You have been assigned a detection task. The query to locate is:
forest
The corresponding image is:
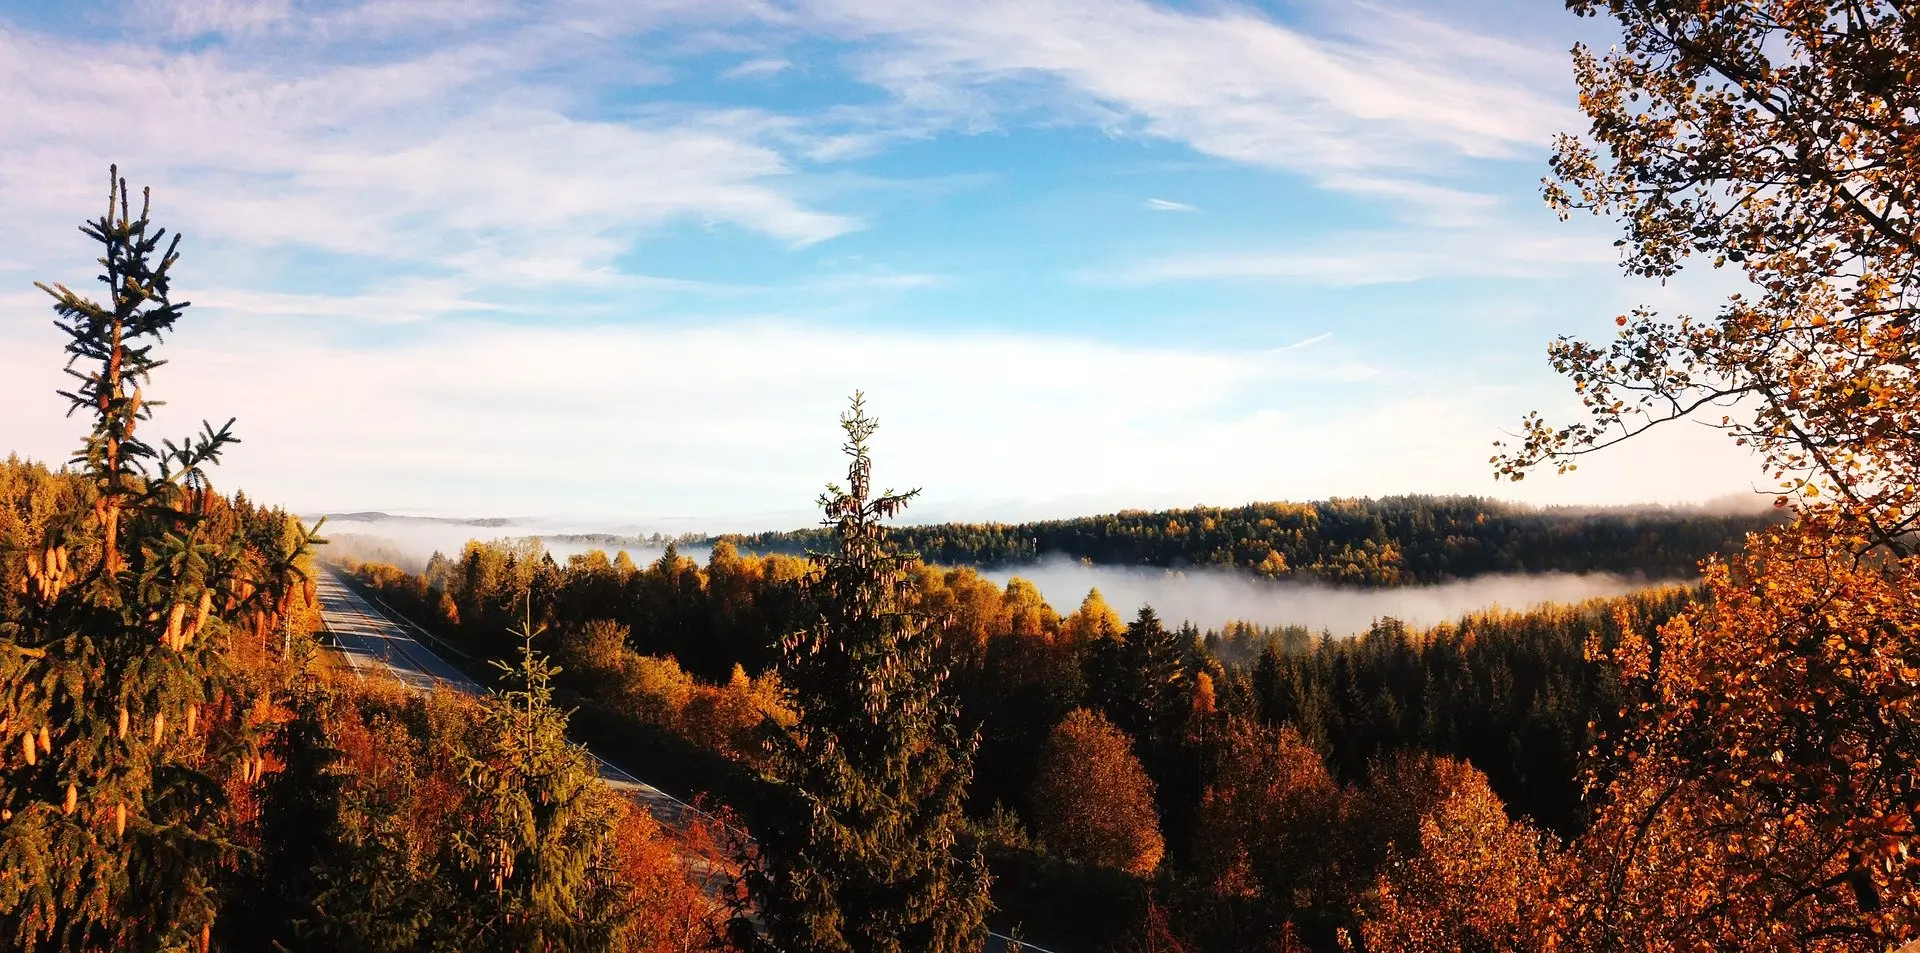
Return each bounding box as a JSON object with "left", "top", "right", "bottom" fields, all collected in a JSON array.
[
  {"left": 5, "top": 3, "right": 1920, "bottom": 953},
  {"left": 340, "top": 532, "right": 1699, "bottom": 948},
  {"left": 716, "top": 497, "right": 1777, "bottom": 585}
]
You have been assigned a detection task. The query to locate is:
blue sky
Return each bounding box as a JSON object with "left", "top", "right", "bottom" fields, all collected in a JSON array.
[{"left": 0, "top": 0, "right": 1766, "bottom": 530}]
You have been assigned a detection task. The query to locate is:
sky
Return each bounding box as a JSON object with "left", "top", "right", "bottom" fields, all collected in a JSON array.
[{"left": 0, "top": 0, "right": 1771, "bottom": 532}]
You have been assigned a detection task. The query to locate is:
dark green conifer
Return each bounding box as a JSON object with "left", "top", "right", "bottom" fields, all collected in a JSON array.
[
  {"left": 736, "top": 392, "right": 990, "bottom": 953},
  {"left": 1085, "top": 605, "right": 1190, "bottom": 744},
  {"left": 247, "top": 665, "right": 349, "bottom": 951},
  {"left": 0, "top": 167, "right": 312, "bottom": 951}
]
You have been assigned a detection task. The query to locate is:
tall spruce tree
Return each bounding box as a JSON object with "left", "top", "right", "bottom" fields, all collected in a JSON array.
[
  {"left": 1085, "top": 606, "right": 1189, "bottom": 744},
  {"left": 736, "top": 393, "right": 990, "bottom": 953},
  {"left": 0, "top": 167, "right": 312, "bottom": 951}
]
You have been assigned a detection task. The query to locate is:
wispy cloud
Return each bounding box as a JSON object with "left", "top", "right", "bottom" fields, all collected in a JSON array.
[
  {"left": 1145, "top": 198, "right": 1197, "bottom": 212},
  {"left": 1097, "top": 231, "right": 1614, "bottom": 287},
  {"left": 0, "top": 14, "right": 857, "bottom": 293},
  {"left": 805, "top": 271, "right": 949, "bottom": 291},
  {"left": 796, "top": 0, "right": 1575, "bottom": 221},
  {"left": 0, "top": 0, "right": 1574, "bottom": 293},
  {"left": 141, "top": 0, "right": 291, "bottom": 37},
  {"left": 1271, "top": 331, "right": 1333, "bottom": 352},
  {"left": 1316, "top": 175, "right": 1505, "bottom": 227},
  {"left": 722, "top": 57, "right": 792, "bottom": 79},
  {"left": 189, "top": 281, "right": 510, "bottom": 325}
]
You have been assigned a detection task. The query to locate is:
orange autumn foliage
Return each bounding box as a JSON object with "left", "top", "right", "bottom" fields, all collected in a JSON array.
[
  {"left": 1543, "top": 523, "right": 1920, "bottom": 952},
  {"left": 1495, "top": 5, "right": 1920, "bottom": 948},
  {"left": 1030, "top": 708, "right": 1164, "bottom": 876},
  {"left": 608, "top": 798, "right": 738, "bottom": 953},
  {"left": 1359, "top": 760, "right": 1548, "bottom": 953},
  {"left": 1194, "top": 720, "right": 1343, "bottom": 912}
]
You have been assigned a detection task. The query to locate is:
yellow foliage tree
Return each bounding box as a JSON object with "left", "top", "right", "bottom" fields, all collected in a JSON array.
[{"left": 1061, "top": 588, "right": 1125, "bottom": 647}]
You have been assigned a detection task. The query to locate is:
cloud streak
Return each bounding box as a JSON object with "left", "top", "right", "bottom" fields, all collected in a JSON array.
[
  {"left": 0, "top": 14, "right": 856, "bottom": 294},
  {"left": 796, "top": 0, "right": 1575, "bottom": 218},
  {"left": 1099, "top": 230, "right": 1616, "bottom": 287},
  {"left": 723, "top": 57, "right": 793, "bottom": 79}
]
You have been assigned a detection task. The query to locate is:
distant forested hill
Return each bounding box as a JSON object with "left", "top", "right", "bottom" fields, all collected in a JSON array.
[{"left": 717, "top": 495, "right": 1779, "bottom": 585}]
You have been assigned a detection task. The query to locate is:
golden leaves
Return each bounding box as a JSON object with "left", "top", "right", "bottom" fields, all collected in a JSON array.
[
  {"left": 1360, "top": 762, "right": 1548, "bottom": 953},
  {"left": 1549, "top": 522, "right": 1920, "bottom": 950}
]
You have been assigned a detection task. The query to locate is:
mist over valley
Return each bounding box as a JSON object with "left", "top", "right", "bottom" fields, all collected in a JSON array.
[
  {"left": 981, "top": 557, "right": 1674, "bottom": 635},
  {"left": 313, "top": 499, "right": 1722, "bottom": 635}
]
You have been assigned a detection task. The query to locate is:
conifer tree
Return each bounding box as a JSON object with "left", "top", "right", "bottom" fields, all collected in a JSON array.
[
  {"left": 0, "top": 167, "right": 312, "bottom": 951},
  {"left": 1085, "top": 606, "right": 1189, "bottom": 744},
  {"left": 454, "top": 595, "right": 624, "bottom": 952},
  {"left": 736, "top": 392, "right": 990, "bottom": 953}
]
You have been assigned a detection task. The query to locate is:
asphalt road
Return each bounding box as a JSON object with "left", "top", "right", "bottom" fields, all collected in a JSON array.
[
  {"left": 314, "top": 564, "right": 1055, "bottom": 953},
  {"left": 317, "top": 566, "right": 701, "bottom": 826}
]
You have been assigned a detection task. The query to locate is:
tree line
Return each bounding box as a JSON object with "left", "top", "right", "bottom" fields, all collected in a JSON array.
[
  {"left": 344, "top": 522, "right": 1702, "bottom": 948},
  {"left": 715, "top": 496, "right": 1776, "bottom": 585}
]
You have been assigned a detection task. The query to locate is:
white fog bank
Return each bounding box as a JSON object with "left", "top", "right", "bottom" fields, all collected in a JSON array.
[
  {"left": 984, "top": 556, "right": 1684, "bottom": 635},
  {"left": 314, "top": 516, "right": 1684, "bottom": 636},
  {"left": 310, "top": 513, "right": 692, "bottom": 573}
]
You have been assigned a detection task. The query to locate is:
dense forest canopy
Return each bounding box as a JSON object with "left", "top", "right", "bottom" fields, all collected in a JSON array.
[
  {"left": 717, "top": 495, "right": 1777, "bottom": 585},
  {"left": 339, "top": 529, "right": 1696, "bottom": 950}
]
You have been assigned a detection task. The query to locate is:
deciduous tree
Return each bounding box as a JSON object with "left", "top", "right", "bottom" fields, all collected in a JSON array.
[
  {"left": 1493, "top": 5, "right": 1920, "bottom": 948},
  {"left": 1193, "top": 721, "right": 1344, "bottom": 917},
  {"left": 1500, "top": 0, "right": 1920, "bottom": 550},
  {"left": 1359, "top": 760, "right": 1546, "bottom": 953},
  {"left": 1029, "top": 708, "right": 1164, "bottom": 876},
  {"left": 1544, "top": 524, "right": 1919, "bottom": 952}
]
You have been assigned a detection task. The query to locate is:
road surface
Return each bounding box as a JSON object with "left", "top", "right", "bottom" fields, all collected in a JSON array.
[
  {"left": 315, "top": 564, "right": 1056, "bottom": 953},
  {"left": 317, "top": 567, "right": 707, "bottom": 826}
]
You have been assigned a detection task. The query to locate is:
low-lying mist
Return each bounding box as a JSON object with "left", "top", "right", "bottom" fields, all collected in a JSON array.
[
  {"left": 983, "top": 556, "right": 1683, "bottom": 635},
  {"left": 314, "top": 517, "right": 1685, "bottom": 637},
  {"left": 310, "top": 514, "right": 689, "bottom": 574}
]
